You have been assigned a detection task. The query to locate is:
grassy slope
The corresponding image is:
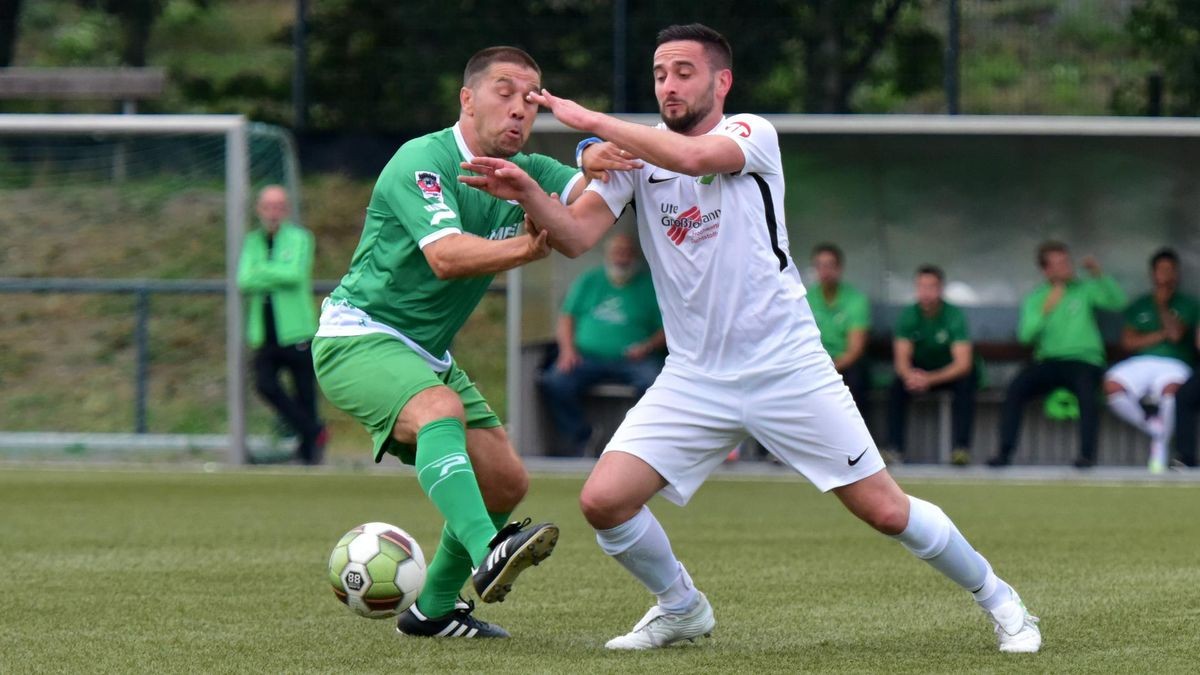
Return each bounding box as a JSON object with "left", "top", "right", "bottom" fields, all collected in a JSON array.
[{"left": 0, "top": 467, "right": 1197, "bottom": 673}]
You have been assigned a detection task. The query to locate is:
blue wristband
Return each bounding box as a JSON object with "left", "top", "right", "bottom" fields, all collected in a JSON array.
[{"left": 575, "top": 137, "right": 603, "bottom": 168}]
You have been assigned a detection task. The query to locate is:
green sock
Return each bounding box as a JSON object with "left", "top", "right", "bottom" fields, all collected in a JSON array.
[
  {"left": 415, "top": 418, "right": 495, "bottom": 567},
  {"left": 416, "top": 510, "right": 512, "bottom": 618}
]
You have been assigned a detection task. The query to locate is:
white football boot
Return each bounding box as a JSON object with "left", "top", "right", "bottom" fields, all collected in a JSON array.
[
  {"left": 605, "top": 592, "right": 715, "bottom": 650},
  {"left": 988, "top": 592, "right": 1041, "bottom": 653}
]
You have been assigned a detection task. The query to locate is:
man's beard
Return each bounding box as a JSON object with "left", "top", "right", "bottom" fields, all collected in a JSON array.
[{"left": 660, "top": 81, "right": 716, "bottom": 133}]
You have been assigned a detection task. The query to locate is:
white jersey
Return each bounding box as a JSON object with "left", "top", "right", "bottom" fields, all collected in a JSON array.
[{"left": 587, "top": 114, "right": 822, "bottom": 376}]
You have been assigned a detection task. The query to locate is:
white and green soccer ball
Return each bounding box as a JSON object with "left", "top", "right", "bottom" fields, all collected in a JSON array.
[{"left": 328, "top": 522, "right": 427, "bottom": 618}]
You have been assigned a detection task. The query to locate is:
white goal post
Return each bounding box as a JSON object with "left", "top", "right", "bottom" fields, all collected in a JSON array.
[{"left": 0, "top": 114, "right": 253, "bottom": 464}]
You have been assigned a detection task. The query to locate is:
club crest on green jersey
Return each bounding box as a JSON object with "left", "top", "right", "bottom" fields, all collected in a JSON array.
[{"left": 415, "top": 171, "right": 443, "bottom": 201}]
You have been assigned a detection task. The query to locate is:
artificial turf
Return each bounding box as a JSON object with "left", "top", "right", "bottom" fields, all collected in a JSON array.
[{"left": 1, "top": 466, "right": 1196, "bottom": 673}]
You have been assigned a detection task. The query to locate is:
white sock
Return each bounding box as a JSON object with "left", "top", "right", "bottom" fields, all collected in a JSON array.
[
  {"left": 892, "top": 496, "right": 1013, "bottom": 610},
  {"left": 595, "top": 506, "right": 699, "bottom": 614},
  {"left": 1158, "top": 395, "right": 1176, "bottom": 440},
  {"left": 1108, "top": 392, "right": 1150, "bottom": 434}
]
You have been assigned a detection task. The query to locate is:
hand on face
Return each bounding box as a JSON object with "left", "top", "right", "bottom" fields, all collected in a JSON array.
[{"left": 526, "top": 88, "right": 599, "bottom": 132}]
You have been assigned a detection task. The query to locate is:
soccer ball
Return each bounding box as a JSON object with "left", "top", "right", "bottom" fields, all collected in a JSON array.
[{"left": 327, "top": 522, "right": 427, "bottom": 618}]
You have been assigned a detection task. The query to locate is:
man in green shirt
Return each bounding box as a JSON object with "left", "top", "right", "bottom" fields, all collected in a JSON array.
[
  {"left": 887, "top": 265, "right": 976, "bottom": 465},
  {"left": 990, "top": 241, "right": 1127, "bottom": 468},
  {"left": 540, "top": 233, "right": 666, "bottom": 456},
  {"left": 311, "top": 46, "right": 631, "bottom": 639},
  {"left": 236, "top": 185, "right": 324, "bottom": 464},
  {"left": 808, "top": 243, "right": 872, "bottom": 419},
  {"left": 1103, "top": 248, "right": 1198, "bottom": 473}
]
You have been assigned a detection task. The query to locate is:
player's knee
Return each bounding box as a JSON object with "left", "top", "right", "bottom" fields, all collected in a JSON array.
[
  {"left": 1163, "top": 382, "right": 1182, "bottom": 397},
  {"left": 862, "top": 500, "right": 909, "bottom": 536},
  {"left": 1103, "top": 379, "right": 1126, "bottom": 396},
  {"left": 579, "top": 484, "right": 629, "bottom": 530}
]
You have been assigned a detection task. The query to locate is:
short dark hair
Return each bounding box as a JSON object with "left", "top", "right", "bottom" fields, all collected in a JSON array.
[
  {"left": 916, "top": 264, "right": 945, "bottom": 283},
  {"left": 655, "top": 23, "right": 732, "bottom": 70},
  {"left": 1151, "top": 247, "right": 1179, "bottom": 269},
  {"left": 811, "top": 242, "right": 843, "bottom": 265},
  {"left": 1037, "top": 240, "right": 1068, "bottom": 268},
  {"left": 463, "top": 46, "right": 540, "bottom": 87}
]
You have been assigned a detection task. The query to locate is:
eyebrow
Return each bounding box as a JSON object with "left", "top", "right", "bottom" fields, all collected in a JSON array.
[{"left": 653, "top": 59, "right": 696, "bottom": 71}]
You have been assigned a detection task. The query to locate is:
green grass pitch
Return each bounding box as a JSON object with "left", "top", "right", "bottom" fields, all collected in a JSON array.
[{"left": 1, "top": 467, "right": 1197, "bottom": 673}]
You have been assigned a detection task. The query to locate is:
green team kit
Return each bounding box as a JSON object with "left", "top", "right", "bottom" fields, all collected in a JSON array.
[
  {"left": 313, "top": 124, "right": 578, "bottom": 463},
  {"left": 312, "top": 122, "right": 578, "bottom": 623}
]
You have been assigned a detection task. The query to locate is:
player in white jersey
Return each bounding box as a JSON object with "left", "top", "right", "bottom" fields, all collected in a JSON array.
[{"left": 459, "top": 23, "right": 1041, "bottom": 654}]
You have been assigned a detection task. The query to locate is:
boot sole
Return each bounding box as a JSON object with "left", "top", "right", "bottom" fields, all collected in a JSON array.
[{"left": 476, "top": 524, "right": 559, "bottom": 603}]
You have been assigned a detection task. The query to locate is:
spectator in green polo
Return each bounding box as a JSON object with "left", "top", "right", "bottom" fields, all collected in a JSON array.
[
  {"left": 1103, "top": 248, "right": 1198, "bottom": 473},
  {"left": 989, "top": 241, "right": 1126, "bottom": 469},
  {"left": 236, "top": 185, "right": 325, "bottom": 464},
  {"left": 540, "top": 233, "right": 666, "bottom": 456},
  {"left": 886, "top": 265, "right": 977, "bottom": 466},
  {"left": 808, "top": 243, "right": 872, "bottom": 419}
]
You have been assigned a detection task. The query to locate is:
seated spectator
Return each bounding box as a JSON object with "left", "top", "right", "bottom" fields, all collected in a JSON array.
[
  {"left": 1105, "top": 248, "right": 1198, "bottom": 473},
  {"left": 1171, "top": 328, "right": 1200, "bottom": 468},
  {"left": 989, "top": 241, "right": 1126, "bottom": 468},
  {"left": 808, "top": 243, "right": 871, "bottom": 420},
  {"left": 236, "top": 185, "right": 326, "bottom": 465},
  {"left": 886, "top": 265, "right": 976, "bottom": 465},
  {"left": 540, "top": 233, "right": 665, "bottom": 456}
]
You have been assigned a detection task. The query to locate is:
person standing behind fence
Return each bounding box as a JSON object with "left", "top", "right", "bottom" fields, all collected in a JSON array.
[
  {"left": 989, "top": 241, "right": 1126, "bottom": 469},
  {"left": 808, "top": 243, "right": 872, "bottom": 419},
  {"left": 540, "top": 232, "right": 666, "bottom": 456},
  {"left": 236, "top": 185, "right": 326, "bottom": 465},
  {"left": 886, "top": 265, "right": 976, "bottom": 466},
  {"left": 1103, "top": 248, "right": 1197, "bottom": 473}
]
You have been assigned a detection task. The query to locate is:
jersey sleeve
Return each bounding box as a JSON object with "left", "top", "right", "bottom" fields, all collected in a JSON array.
[
  {"left": 561, "top": 271, "right": 589, "bottom": 318},
  {"left": 848, "top": 292, "right": 871, "bottom": 330},
  {"left": 894, "top": 306, "right": 917, "bottom": 340},
  {"left": 523, "top": 153, "right": 584, "bottom": 205},
  {"left": 1122, "top": 298, "right": 1142, "bottom": 328},
  {"left": 378, "top": 147, "right": 464, "bottom": 250},
  {"left": 585, "top": 165, "right": 637, "bottom": 219},
  {"left": 715, "top": 114, "right": 782, "bottom": 176}
]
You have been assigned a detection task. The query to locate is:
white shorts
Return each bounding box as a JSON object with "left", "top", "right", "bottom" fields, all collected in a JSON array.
[
  {"left": 1105, "top": 355, "right": 1192, "bottom": 399},
  {"left": 602, "top": 354, "right": 886, "bottom": 505}
]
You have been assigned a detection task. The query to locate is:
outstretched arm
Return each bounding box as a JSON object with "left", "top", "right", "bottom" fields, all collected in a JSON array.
[
  {"left": 459, "top": 157, "right": 618, "bottom": 258},
  {"left": 529, "top": 89, "right": 745, "bottom": 177}
]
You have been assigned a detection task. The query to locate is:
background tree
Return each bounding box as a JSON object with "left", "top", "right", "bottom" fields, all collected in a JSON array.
[
  {"left": 1128, "top": 0, "right": 1200, "bottom": 116},
  {"left": 0, "top": 0, "right": 22, "bottom": 67}
]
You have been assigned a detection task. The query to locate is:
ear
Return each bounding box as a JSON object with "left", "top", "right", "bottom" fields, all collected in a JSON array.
[
  {"left": 715, "top": 69, "right": 733, "bottom": 98},
  {"left": 460, "top": 86, "right": 474, "bottom": 116}
]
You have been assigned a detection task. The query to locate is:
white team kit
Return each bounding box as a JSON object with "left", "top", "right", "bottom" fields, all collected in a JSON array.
[
  {"left": 1107, "top": 354, "right": 1192, "bottom": 399},
  {"left": 587, "top": 114, "right": 885, "bottom": 502}
]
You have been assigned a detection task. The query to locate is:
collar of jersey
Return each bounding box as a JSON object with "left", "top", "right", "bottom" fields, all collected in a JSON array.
[{"left": 452, "top": 122, "right": 474, "bottom": 161}]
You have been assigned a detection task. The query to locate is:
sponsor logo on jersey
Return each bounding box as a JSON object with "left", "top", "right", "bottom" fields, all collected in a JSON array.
[
  {"left": 486, "top": 221, "right": 523, "bottom": 241},
  {"left": 660, "top": 203, "right": 721, "bottom": 246},
  {"left": 415, "top": 171, "right": 443, "bottom": 200},
  {"left": 725, "top": 120, "right": 751, "bottom": 138}
]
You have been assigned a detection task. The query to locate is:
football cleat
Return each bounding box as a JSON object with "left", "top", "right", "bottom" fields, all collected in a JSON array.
[
  {"left": 471, "top": 518, "right": 559, "bottom": 603},
  {"left": 988, "top": 592, "right": 1041, "bottom": 653},
  {"left": 395, "top": 597, "right": 509, "bottom": 638},
  {"left": 605, "top": 592, "right": 716, "bottom": 650}
]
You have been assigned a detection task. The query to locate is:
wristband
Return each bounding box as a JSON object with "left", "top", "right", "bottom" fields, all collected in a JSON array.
[{"left": 575, "top": 137, "right": 603, "bottom": 168}]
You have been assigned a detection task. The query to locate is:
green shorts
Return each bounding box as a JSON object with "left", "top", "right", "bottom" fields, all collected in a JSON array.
[{"left": 311, "top": 333, "right": 502, "bottom": 464}]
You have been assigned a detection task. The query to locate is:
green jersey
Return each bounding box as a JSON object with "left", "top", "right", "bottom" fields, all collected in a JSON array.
[
  {"left": 327, "top": 124, "right": 580, "bottom": 359},
  {"left": 1017, "top": 275, "right": 1126, "bottom": 366},
  {"left": 808, "top": 282, "right": 871, "bottom": 359},
  {"left": 563, "top": 267, "right": 662, "bottom": 361},
  {"left": 894, "top": 301, "right": 970, "bottom": 370},
  {"left": 1123, "top": 292, "right": 1200, "bottom": 364}
]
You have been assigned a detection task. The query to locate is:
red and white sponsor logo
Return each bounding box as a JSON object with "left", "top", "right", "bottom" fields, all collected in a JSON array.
[
  {"left": 415, "top": 171, "right": 442, "bottom": 199},
  {"left": 725, "top": 120, "right": 751, "bottom": 138},
  {"left": 660, "top": 204, "right": 721, "bottom": 246}
]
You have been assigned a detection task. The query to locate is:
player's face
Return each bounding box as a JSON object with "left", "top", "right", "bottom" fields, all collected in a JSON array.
[
  {"left": 915, "top": 273, "right": 943, "bottom": 308},
  {"left": 1041, "top": 251, "right": 1073, "bottom": 283},
  {"left": 813, "top": 251, "right": 842, "bottom": 285},
  {"left": 256, "top": 188, "right": 289, "bottom": 232},
  {"left": 1152, "top": 259, "right": 1178, "bottom": 290},
  {"left": 653, "top": 41, "right": 723, "bottom": 134},
  {"left": 464, "top": 63, "right": 541, "bottom": 158}
]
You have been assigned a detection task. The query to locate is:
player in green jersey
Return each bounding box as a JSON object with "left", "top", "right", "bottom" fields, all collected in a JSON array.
[{"left": 312, "top": 46, "right": 636, "bottom": 639}]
